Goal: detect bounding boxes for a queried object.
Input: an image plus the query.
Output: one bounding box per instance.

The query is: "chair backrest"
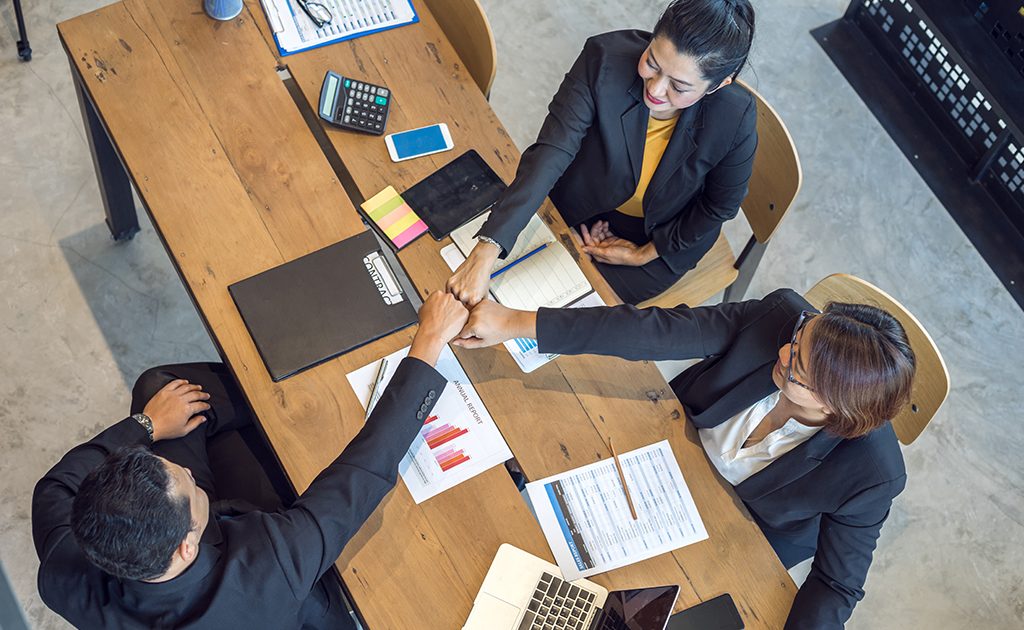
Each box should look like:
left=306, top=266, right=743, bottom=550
left=803, top=274, right=950, bottom=445
left=735, top=79, right=802, bottom=243
left=421, top=0, right=497, bottom=98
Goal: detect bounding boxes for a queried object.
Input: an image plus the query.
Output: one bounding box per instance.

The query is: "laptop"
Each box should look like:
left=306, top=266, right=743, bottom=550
left=463, top=544, right=680, bottom=630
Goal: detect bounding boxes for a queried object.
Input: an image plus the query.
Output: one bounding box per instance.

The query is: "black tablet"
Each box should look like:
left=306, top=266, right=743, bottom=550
left=402, top=150, right=507, bottom=240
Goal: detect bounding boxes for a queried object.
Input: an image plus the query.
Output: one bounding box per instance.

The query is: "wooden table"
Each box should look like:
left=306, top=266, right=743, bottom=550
left=58, top=1, right=796, bottom=628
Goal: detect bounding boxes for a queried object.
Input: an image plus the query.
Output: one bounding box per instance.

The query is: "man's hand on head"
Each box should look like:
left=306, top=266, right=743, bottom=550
left=408, top=292, right=471, bottom=366
left=142, top=380, right=212, bottom=442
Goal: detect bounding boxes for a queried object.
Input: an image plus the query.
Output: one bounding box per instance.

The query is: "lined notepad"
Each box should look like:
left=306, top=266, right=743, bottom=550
left=450, top=213, right=593, bottom=311
left=361, top=185, right=429, bottom=250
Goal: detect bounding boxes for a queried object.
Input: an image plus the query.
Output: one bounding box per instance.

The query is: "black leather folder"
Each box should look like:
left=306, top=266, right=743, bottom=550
left=228, top=231, right=417, bottom=382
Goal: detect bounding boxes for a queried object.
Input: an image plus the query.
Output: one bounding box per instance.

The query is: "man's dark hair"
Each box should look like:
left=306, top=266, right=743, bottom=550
left=71, top=445, right=193, bottom=581
left=654, top=0, right=756, bottom=87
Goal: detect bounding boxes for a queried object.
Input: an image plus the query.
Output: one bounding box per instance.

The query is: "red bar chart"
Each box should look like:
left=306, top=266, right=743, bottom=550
left=422, top=419, right=469, bottom=450
left=435, top=447, right=470, bottom=472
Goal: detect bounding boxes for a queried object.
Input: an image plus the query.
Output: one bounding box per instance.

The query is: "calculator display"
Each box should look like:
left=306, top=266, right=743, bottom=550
left=322, top=75, right=339, bottom=119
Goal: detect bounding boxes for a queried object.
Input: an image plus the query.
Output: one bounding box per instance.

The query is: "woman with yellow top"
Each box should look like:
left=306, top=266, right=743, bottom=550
left=447, top=0, right=758, bottom=304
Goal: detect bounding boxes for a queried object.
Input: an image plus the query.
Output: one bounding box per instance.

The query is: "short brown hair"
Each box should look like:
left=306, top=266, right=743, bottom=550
left=805, top=302, right=916, bottom=439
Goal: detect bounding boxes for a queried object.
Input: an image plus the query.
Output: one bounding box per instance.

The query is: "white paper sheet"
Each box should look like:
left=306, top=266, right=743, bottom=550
left=259, top=0, right=418, bottom=56
left=346, top=345, right=512, bottom=504
left=526, top=440, right=708, bottom=581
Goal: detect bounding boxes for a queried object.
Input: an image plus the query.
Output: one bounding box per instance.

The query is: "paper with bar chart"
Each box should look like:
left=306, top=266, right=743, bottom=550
left=526, top=440, right=708, bottom=581
left=346, top=345, right=512, bottom=503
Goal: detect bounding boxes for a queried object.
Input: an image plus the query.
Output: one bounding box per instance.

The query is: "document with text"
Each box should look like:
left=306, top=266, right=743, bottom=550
left=259, top=0, right=418, bottom=56
left=347, top=345, right=512, bottom=504
left=526, top=440, right=708, bottom=581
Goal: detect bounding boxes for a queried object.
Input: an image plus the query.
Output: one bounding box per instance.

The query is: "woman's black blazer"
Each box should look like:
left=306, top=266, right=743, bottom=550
left=535, top=289, right=907, bottom=630
left=479, top=29, right=758, bottom=274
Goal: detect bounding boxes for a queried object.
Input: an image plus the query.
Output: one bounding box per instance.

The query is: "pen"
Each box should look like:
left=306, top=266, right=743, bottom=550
left=490, top=243, right=548, bottom=280
left=609, top=437, right=638, bottom=520
left=364, top=358, right=389, bottom=420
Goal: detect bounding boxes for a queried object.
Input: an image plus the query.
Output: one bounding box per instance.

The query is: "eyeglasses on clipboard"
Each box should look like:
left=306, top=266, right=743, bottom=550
left=296, top=0, right=332, bottom=28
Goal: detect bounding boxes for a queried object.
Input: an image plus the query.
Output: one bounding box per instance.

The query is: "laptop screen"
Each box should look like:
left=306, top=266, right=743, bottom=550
left=597, top=585, right=680, bottom=630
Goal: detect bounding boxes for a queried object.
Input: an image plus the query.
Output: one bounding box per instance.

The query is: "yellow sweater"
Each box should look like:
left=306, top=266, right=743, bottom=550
left=616, top=115, right=679, bottom=217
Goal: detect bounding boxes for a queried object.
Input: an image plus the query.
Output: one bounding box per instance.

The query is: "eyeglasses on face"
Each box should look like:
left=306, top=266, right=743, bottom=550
left=787, top=310, right=817, bottom=392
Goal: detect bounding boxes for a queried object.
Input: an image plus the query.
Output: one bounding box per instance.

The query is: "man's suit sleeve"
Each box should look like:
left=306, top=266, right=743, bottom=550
left=32, top=419, right=151, bottom=564
left=476, top=38, right=601, bottom=254
left=784, top=476, right=906, bottom=629
left=535, top=290, right=795, bottom=361
left=651, top=94, right=758, bottom=272
left=254, top=357, right=447, bottom=597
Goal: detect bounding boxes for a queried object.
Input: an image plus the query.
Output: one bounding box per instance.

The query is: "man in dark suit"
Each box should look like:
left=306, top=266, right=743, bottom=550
left=454, top=289, right=915, bottom=630
left=33, top=292, right=468, bottom=630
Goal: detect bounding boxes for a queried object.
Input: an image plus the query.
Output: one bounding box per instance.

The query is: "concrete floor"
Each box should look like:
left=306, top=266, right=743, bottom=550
left=2, top=0, right=1023, bottom=628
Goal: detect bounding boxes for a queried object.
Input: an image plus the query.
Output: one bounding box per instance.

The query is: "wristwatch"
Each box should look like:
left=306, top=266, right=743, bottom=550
left=132, top=413, right=154, bottom=444
left=476, top=235, right=502, bottom=253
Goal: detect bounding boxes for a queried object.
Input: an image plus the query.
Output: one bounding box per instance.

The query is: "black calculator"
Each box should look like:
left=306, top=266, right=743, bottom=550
left=318, top=71, right=391, bottom=135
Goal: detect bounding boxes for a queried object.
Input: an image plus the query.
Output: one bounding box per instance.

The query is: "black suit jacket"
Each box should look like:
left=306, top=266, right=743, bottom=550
left=536, top=290, right=907, bottom=630
left=479, top=29, right=758, bottom=273
left=32, top=358, right=447, bottom=630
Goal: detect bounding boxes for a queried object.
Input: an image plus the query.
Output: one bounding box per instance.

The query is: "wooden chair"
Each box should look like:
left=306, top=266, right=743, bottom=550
left=639, top=79, right=801, bottom=309
left=803, top=274, right=951, bottom=445
left=421, top=0, right=497, bottom=98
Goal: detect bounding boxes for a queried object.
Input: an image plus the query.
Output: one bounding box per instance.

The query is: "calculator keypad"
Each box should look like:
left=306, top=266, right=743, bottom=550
left=328, top=77, right=390, bottom=135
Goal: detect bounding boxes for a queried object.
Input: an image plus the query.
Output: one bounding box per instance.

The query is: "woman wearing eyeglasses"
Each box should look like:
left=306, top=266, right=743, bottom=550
left=453, top=289, right=916, bottom=630
left=447, top=0, right=757, bottom=306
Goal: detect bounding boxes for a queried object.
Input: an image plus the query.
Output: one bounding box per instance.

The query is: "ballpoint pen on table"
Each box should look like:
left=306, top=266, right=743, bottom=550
left=609, top=437, right=638, bottom=520
left=490, top=243, right=548, bottom=280
left=364, top=358, right=389, bottom=420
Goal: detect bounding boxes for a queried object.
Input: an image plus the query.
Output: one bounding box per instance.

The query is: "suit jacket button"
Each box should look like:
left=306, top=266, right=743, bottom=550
left=416, top=411, right=424, bottom=420
left=427, top=389, right=437, bottom=400
left=420, top=403, right=429, bottom=413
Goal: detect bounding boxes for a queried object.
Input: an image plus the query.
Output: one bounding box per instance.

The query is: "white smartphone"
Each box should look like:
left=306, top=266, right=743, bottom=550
left=384, top=123, right=454, bottom=162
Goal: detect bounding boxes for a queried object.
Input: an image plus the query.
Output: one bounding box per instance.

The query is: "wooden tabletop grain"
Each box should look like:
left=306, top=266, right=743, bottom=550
left=58, top=0, right=796, bottom=627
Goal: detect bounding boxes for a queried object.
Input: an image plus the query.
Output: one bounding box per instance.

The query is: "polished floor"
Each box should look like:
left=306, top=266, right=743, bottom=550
left=2, top=0, right=1023, bottom=628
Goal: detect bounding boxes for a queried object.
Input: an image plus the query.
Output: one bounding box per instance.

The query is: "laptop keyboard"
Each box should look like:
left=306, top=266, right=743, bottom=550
left=516, top=571, right=598, bottom=630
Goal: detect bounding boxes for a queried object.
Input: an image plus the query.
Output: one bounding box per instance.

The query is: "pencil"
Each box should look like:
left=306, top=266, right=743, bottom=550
left=609, top=437, right=638, bottom=520
left=490, top=243, right=548, bottom=279
left=364, top=358, right=388, bottom=421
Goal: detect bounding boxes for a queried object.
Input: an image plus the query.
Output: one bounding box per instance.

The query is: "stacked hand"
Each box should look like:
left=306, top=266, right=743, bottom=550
left=409, top=292, right=471, bottom=366
left=446, top=240, right=501, bottom=307
left=453, top=299, right=535, bottom=349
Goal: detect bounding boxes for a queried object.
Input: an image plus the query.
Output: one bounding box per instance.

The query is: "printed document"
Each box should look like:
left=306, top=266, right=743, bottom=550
left=526, top=440, right=708, bottom=581
left=347, top=345, right=512, bottom=504
left=259, top=0, right=418, bottom=56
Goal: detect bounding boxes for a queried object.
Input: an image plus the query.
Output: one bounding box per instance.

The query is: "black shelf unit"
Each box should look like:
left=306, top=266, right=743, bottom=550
left=814, top=0, right=1024, bottom=310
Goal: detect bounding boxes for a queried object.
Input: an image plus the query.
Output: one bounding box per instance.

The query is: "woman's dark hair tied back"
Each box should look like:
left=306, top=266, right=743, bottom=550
left=807, top=302, right=917, bottom=439
left=653, top=0, right=755, bottom=87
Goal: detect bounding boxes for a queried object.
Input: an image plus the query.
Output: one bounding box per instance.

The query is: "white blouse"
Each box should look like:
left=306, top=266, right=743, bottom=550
left=699, top=390, right=823, bottom=486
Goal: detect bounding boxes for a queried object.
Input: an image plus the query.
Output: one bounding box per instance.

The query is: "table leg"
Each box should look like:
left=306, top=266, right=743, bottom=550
left=70, top=66, right=140, bottom=241
left=12, top=0, right=31, bottom=61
